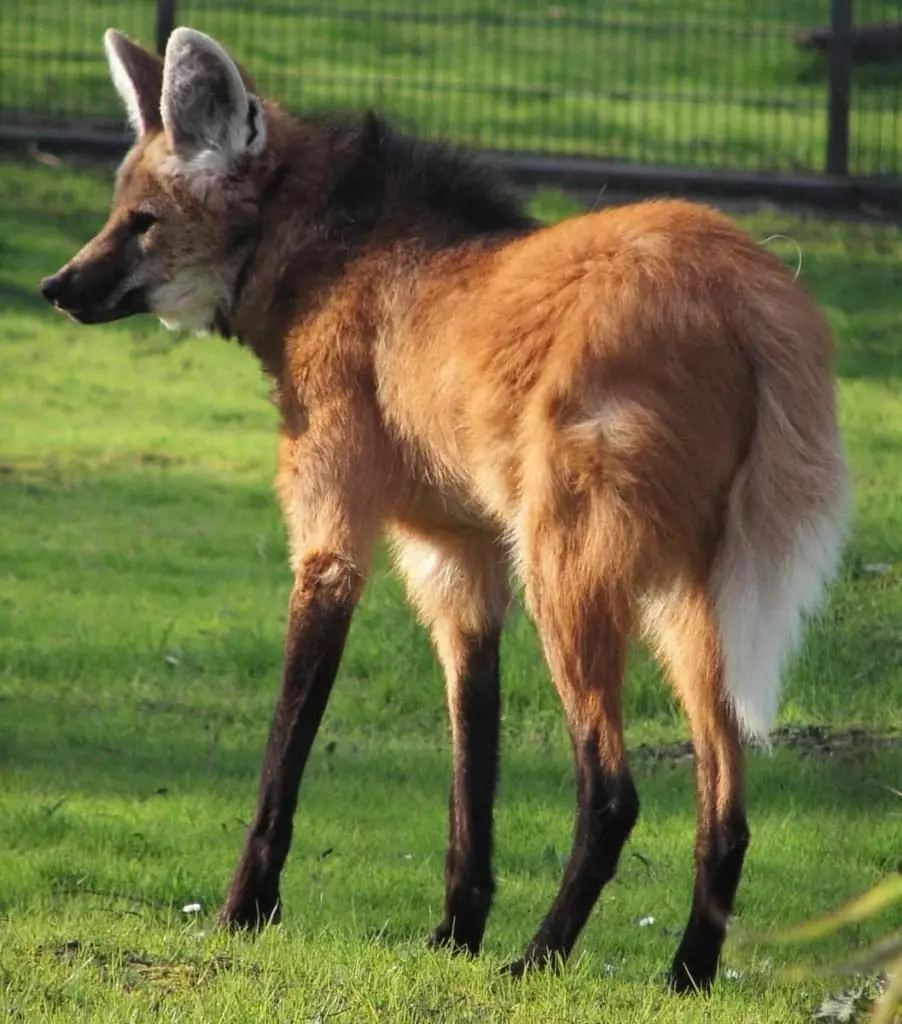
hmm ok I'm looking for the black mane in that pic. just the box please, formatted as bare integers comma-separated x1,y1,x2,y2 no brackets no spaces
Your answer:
313,111,537,244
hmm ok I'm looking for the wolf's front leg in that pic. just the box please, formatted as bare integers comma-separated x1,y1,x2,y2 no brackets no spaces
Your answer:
219,550,364,929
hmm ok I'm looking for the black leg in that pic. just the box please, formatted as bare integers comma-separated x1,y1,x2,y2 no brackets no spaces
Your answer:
642,586,750,995
504,580,636,977
507,732,639,975
219,552,362,930
427,627,501,955
669,801,749,993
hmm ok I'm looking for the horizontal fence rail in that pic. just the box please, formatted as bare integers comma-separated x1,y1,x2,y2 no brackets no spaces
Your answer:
1,0,900,207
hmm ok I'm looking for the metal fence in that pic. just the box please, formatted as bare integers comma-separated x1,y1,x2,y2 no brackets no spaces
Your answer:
1,0,901,204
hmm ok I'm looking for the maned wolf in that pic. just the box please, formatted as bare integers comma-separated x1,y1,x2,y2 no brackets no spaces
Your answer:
41,26,849,993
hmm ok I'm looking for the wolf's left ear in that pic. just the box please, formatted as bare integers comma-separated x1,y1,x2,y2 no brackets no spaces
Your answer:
161,28,266,166
104,30,164,136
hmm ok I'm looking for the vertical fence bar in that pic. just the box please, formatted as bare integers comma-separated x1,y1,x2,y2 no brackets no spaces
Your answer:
156,0,177,56
826,0,853,175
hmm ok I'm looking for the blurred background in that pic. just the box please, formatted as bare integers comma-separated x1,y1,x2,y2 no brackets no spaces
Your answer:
1,0,901,209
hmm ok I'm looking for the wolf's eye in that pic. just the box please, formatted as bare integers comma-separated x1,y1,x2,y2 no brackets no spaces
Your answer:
128,211,158,235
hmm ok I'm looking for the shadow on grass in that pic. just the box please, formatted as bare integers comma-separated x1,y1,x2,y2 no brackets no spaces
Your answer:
3,680,900,953
3,680,900,818
2,462,900,791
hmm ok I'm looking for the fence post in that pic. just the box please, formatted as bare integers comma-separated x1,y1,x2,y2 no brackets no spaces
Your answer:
156,0,177,56
826,0,853,176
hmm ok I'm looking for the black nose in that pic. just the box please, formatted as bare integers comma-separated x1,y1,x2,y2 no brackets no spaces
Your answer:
40,269,70,305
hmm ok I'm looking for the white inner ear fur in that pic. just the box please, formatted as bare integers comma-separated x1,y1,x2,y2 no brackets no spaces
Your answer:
105,32,149,136
161,27,266,172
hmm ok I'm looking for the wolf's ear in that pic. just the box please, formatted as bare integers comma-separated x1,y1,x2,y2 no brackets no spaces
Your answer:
104,30,164,136
161,27,266,167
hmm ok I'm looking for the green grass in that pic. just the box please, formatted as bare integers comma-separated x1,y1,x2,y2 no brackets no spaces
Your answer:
1,0,901,176
1,152,901,1022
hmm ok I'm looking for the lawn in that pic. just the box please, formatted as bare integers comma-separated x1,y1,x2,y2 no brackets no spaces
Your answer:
1,151,901,1022
1,0,901,176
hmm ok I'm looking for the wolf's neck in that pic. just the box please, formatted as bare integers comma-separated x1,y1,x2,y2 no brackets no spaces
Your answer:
224,108,534,381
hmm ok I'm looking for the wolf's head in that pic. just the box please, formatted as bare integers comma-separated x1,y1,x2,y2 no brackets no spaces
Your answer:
41,28,271,332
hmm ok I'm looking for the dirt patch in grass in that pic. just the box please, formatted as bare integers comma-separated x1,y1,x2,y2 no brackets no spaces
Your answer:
632,724,902,765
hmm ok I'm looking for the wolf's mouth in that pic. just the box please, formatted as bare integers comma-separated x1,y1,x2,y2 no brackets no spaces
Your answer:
55,287,149,325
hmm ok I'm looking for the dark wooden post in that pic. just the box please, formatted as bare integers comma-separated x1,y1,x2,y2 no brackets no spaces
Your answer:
156,0,177,56
826,0,853,176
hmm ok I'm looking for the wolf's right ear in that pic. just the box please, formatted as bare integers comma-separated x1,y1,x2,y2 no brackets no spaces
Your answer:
104,30,163,136
161,28,266,169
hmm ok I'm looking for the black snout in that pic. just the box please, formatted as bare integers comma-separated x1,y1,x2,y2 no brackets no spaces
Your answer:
40,268,72,306
39,262,148,324
40,264,90,314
